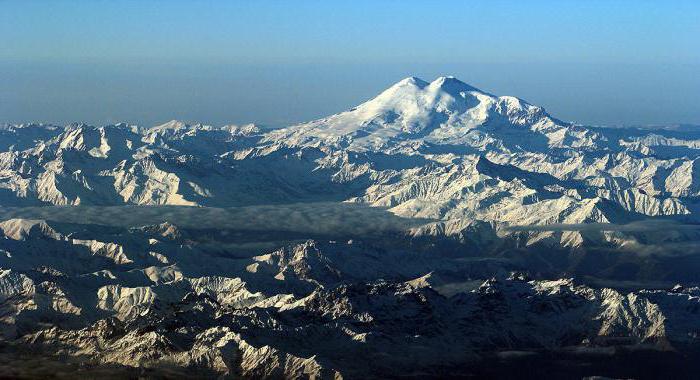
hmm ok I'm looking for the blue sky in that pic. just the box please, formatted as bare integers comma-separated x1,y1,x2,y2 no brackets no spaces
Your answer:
1,0,699,127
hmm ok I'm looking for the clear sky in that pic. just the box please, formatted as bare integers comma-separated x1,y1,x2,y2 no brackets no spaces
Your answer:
1,0,699,127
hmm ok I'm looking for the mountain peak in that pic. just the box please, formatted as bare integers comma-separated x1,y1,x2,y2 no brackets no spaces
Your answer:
428,76,480,94
151,120,188,131
392,76,429,89
386,76,482,98
266,74,556,150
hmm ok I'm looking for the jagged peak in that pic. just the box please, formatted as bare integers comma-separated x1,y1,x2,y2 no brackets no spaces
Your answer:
221,123,261,136
150,120,189,131
134,221,184,240
0,218,62,241
65,122,93,130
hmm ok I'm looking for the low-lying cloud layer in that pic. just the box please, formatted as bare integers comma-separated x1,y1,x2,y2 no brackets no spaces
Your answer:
0,203,430,237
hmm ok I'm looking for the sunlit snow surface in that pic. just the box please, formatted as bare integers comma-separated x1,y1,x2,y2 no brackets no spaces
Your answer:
2,77,700,378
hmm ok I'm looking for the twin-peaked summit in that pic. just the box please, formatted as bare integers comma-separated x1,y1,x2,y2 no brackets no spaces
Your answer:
384,75,481,95
2,75,699,238
266,76,560,151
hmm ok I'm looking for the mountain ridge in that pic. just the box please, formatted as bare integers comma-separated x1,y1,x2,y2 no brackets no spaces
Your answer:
3,77,700,376
1,76,700,249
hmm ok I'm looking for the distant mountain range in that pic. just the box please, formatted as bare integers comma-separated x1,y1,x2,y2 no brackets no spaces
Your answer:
3,76,700,244
2,77,700,378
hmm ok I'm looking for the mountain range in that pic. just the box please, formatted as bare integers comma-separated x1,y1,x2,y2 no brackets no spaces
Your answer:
1,76,700,378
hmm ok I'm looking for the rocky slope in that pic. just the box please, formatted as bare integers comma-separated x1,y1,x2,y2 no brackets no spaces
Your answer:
3,77,700,249
0,218,699,378
2,76,700,377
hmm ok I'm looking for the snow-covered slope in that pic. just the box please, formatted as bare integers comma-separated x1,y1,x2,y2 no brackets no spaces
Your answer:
3,76,700,376
1,218,699,378
264,76,573,151
3,77,700,249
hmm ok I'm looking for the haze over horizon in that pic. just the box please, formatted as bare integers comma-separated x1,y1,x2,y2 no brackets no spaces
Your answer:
2,0,699,127
4,3,700,377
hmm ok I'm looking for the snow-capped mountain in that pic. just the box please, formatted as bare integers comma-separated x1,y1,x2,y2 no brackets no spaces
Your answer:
2,76,700,377
264,76,575,151
1,218,699,378
2,76,700,247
